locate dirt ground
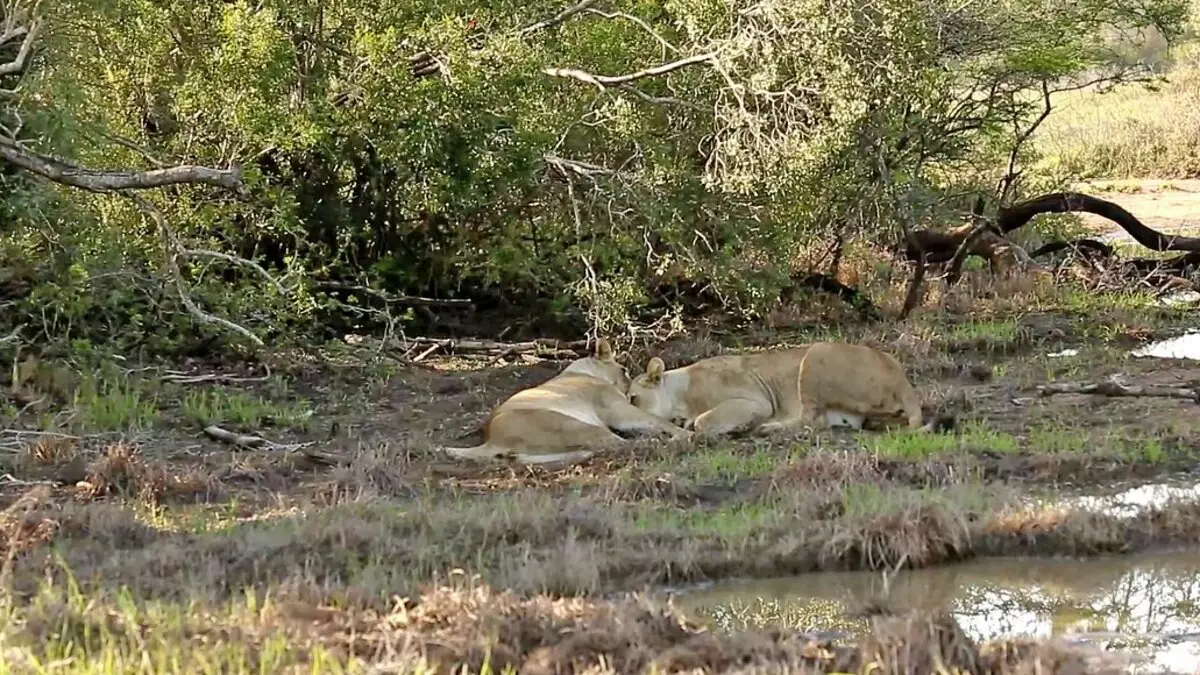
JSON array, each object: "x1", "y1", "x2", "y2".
[{"x1": 1074, "y1": 178, "x2": 1200, "y2": 245}]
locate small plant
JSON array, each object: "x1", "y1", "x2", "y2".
[{"x1": 71, "y1": 374, "x2": 159, "y2": 432}]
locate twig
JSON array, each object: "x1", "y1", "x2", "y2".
[
  {"x1": 0, "y1": 429, "x2": 81, "y2": 440},
  {"x1": 1037, "y1": 377, "x2": 1199, "y2": 402}
]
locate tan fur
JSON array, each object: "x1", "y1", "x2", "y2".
[
  {"x1": 628, "y1": 341, "x2": 937, "y2": 437},
  {"x1": 438, "y1": 339, "x2": 691, "y2": 465}
]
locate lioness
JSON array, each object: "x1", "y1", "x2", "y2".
[
  {"x1": 438, "y1": 339, "x2": 692, "y2": 465},
  {"x1": 628, "y1": 341, "x2": 948, "y2": 436}
]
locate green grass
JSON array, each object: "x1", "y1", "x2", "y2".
[
  {"x1": 178, "y1": 387, "x2": 314, "y2": 431},
  {"x1": 72, "y1": 374, "x2": 160, "y2": 431}
]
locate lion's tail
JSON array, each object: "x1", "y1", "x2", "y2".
[
  {"x1": 436, "y1": 442, "x2": 501, "y2": 461},
  {"x1": 437, "y1": 443, "x2": 594, "y2": 466}
]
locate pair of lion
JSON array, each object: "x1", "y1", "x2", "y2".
[{"x1": 440, "y1": 339, "x2": 948, "y2": 465}]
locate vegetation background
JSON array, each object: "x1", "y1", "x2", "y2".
[{"x1": 0, "y1": 0, "x2": 1194, "y2": 359}]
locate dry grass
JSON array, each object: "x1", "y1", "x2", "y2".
[{"x1": 1037, "y1": 40, "x2": 1200, "y2": 180}]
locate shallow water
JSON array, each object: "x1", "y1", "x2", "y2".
[
  {"x1": 1039, "y1": 475, "x2": 1200, "y2": 519},
  {"x1": 1130, "y1": 331, "x2": 1200, "y2": 360},
  {"x1": 672, "y1": 550, "x2": 1200, "y2": 674}
]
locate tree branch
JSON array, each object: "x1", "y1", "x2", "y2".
[
  {"x1": 519, "y1": 0, "x2": 603, "y2": 36},
  {"x1": 543, "y1": 52, "x2": 715, "y2": 88},
  {"x1": 0, "y1": 136, "x2": 246, "y2": 194}
]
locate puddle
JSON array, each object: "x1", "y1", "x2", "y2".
[
  {"x1": 1158, "y1": 291, "x2": 1200, "y2": 308},
  {"x1": 1037, "y1": 476, "x2": 1200, "y2": 519},
  {"x1": 672, "y1": 550, "x2": 1200, "y2": 674},
  {"x1": 1131, "y1": 331, "x2": 1200, "y2": 360}
]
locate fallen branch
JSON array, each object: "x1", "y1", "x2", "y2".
[
  {"x1": 0, "y1": 1, "x2": 40, "y2": 81},
  {"x1": 161, "y1": 367, "x2": 271, "y2": 385},
  {"x1": 202, "y1": 425, "x2": 308, "y2": 451},
  {"x1": 1037, "y1": 378, "x2": 1199, "y2": 402},
  {"x1": 402, "y1": 337, "x2": 589, "y2": 358}
]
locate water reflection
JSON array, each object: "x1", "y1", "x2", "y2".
[
  {"x1": 1130, "y1": 331, "x2": 1200, "y2": 360},
  {"x1": 673, "y1": 551, "x2": 1200, "y2": 673},
  {"x1": 1038, "y1": 478, "x2": 1200, "y2": 519}
]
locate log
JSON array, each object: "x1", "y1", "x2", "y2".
[{"x1": 1036, "y1": 378, "x2": 1199, "y2": 402}]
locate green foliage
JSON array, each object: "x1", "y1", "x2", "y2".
[{"x1": 0, "y1": 0, "x2": 1189, "y2": 351}]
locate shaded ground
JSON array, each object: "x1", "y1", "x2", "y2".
[{"x1": 1, "y1": 293, "x2": 1200, "y2": 671}]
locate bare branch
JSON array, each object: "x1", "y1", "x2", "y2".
[
  {"x1": 123, "y1": 192, "x2": 264, "y2": 347},
  {"x1": 996, "y1": 80, "x2": 1051, "y2": 203},
  {"x1": 0, "y1": 136, "x2": 245, "y2": 194},
  {"x1": 0, "y1": 1, "x2": 39, "y2": 78},
  {"x1": 544, "y1": 52, "x2": 715, "y2": 88},
  {"x1": 520, "y1": 0, "x2": 603, "y2": 36}
]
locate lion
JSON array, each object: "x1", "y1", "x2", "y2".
[
  {"x1": 438, "y1": 339, "x2": 692, "y2": 465},
  {"x1": 627, "y1": 341, "x2": 951, "y2": 437}
]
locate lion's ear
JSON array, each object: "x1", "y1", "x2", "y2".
[
  {"x1": 595, "y1": 338, "x2": 615, "y2": 362},
  {"x1": 644, "y1": 357, "x2": 665, "y2": 384}
]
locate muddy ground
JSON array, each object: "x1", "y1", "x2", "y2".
[{"x1": 1, "y1": 282, "x2": 1199, "y2": 671}]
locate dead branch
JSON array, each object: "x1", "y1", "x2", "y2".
[
  {"x1": 519, "y1": 0, "x2": 603, "y2": 35},
  {"x1": 1037, "y1": 377, "x2": 1199, "y2": 402},
  {"x1": 0, "y1": 136, "x2": 246, "y2": 194},
  {"x1": 124, "y1": 193, "x2": 264, "y2": 347},
  {"x1": 402, "y1": 337, "x2": 589, "y2": 358},
  {"x1": 161, "y1": 367, "x2": 271, "y2": 385},
  {"x1": 202, "y1": 425, "x2": 305, "y2": 451},
  {"x1": 0, "y1": 1, "x2": 40, "y2": 81},
  {"x1": 543, "y1": 52, "x2": 715, "y2": 88}
]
